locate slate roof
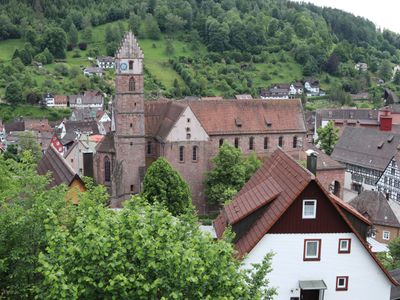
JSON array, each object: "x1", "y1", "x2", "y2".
[
  {"x1": 350, "y1": 191, "x2": 400, "y2": 228},
  {"x1": 331, "y1": 127, "x2": 400, "y2": 171},
  {"x1": 213, "y1": 148, "x2": 397, "y2": 285},
  {"x1": 37, "y1": 145, "x2": 82, "y2": 188},
  {"x1": 4, "y1": 120, "x2": 25, "y2": 133},
  {"x1": 69, "y1": 91, "x2": 103, "y2": 106},
  {"x1": 188, "y1": 99, "x2": 306, "y2": 135},
  {"x1": 316, "y1": 108, "x2": 378, "y2": 127}
]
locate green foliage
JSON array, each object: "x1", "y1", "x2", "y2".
[
  {"x1": 5, "y1": 81, "x2": 23, "y2": 104},
  {"x1": 68, "y1": 23, "x2": 78, "y2": 46},
  {"x1": 37, "y1": 197, "x2": 276, "y2": 299},
  {"x1": 379, "y1": 60, "x2": 392, "y2": 81},
  {"x1": 205, "y1": 142, "x2": 261, "y2": 205},
  {"x1": 316, "y1": 120, "x2": 339, "y2": 155},
  {"x1": 41, "y1": 27, "x2": 67, "y2": 59},
  {"x1": 393, "y1": 70, "x2": 400, "y2": 85},
  {"x1": 0, "y1": 153, "x2": 77, "y2": 298},
  {"x1": 18, "y1": 131, "x2": 42, "y2": 161},
  {"x1": 329, "y1": 87, "x2": 352, "y2": 105},
  {"x1": 140, "y1": 14, "x2": 161, "y2": 40},
  {"x1": 142, "y1": 157, "x2": 192, "y2": 215}
]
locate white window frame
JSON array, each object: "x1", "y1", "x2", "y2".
[
  {"x1": 383, "y1": 231, "x2": 390, "y2": 241},
  {"x1": 336, "y1": 276, "x2": 348, "y2": 291},
  {"x1": 304, "y1": 239, "x2": 321, "y2": 261},
  {"x1": 338, "y1": 239, "x2": 351, "y2": 253},
  {"x1": 302, "y1": 199, "x2": 317, "y2": 219}
]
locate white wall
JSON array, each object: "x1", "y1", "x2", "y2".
[
  {"x1": 243, "y1": 233, "x2": 391, "y2": 300},
  {"x1": 166, "y1": 107, "x2": 209, "y2": 142}
]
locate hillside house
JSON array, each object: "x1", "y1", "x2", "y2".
[
  {"x1": 54, "y1": 95, "x2": 68, "y2": 107},
  {"x1": 355, "y1": 63, "x2": 368, "y2": 72},
  {"x1": 68, "y1": 90, "x2": 103, "y2": 109},
  {"x1": 43, "y1": 93, "x2": 55, "y2": 106},
  {"x1": 213, "y1": 149, "x2": 396, "y2": 300},
  {"x1": 260, "y1": 84, "x2": 290, "y2": 99},
  {"x1": 84, "y1": 67, "x2": 104, "y2": 77},
  {"x1": 350, "y1": 191, "x2": 400, "y2": 244},
  {"x1": 290, "y1": 82, "x2": 304, "y2": 95},
  {"x1": 304, "y1": 79, "x2": 320, "y2": 96},
  {"x1": 96, "y1": 56, "x2": 115, "y2": 69}
]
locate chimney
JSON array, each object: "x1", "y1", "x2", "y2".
[
  {"x1": 305, "y1": 149, "x2": 317, "y2": 175},
  {"x1": 379, "y1": 107, "x2": 393, "y2": 131}
]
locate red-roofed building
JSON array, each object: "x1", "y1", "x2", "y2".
[{"x1": 214, "y1": 149, "x2": 396, "y2": 300}]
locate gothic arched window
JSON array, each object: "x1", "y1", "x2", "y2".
[
  {"x1": 104, "y1": 156, "x2": 111, "y2": 182},
  {"x1": 129, "y1": 77, "x2": 135, "y2": 91}
]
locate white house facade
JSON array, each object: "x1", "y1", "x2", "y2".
[{"x1": 243, "y1": 232, "x2": 391, "y2": 300}]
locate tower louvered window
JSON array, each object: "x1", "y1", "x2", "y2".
[
  {"x1": 104, "y1": 156, "x2": 111, "y2": 182},
  {"x1": 129, "y1": 77, "x2": 135, "y2": 91}
]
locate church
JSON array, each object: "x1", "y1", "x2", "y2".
[{"x1": 94, "y1": 32, "x2": 307, "y2": 214}]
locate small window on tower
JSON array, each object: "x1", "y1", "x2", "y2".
[
  {"x1": 129, "y1": 77, "x2": 135, "y2": 91},
  {"x1": 130, "y1": 142, "x2": 133, "y2": 146},
  {"x1": 130, "y1": 123, "x2": 133, "y2": 128},
  {"x1": 130, "y1": 185, "x2": 134, "y2": 192},
  {"x1": 129, "y1": 60, "x2": 133, "y2": 70}
]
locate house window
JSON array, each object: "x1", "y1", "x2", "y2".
[
  {"x1": 264, "y1": 137, "x2": 268, "y2": 150},
  {"x1": 336, "y1": 276, "x2": 349, "y2": 291},
  {"x1": 302, "y1": 200, "x2": 317, "y2": 219},
  {"x1": 129, "y1": 60, "x2": 133, "y2": 70},
  {"x1": 234, "y1": 137, "x2": 239, "y2": 148},
  {"x1": 303, "y1": 239, "x2": 321, "y2": 261},
  {"x1": 219, "y1": 138, "x2": 224, "y2": 147},
  {"x1": 179, "y1": 146, "x2": 185, "y2": 162},
  {"x1": 293, "y1": 136, "x2": 298, "y2": 148},
  {"x1": 392, "y1": 168, "x2": 396, "y2": 175},
  {"x1": 383, "y1": 231, "x2": 390, "y2": 240},
  {"x1": 249, "y1": 137, "x2": 254, "y2": 150},
  {"x1": 129, "y1": 77, "x2": 135, "y2": 91},
  {"x1": 192, "y1": 146, "x2": 198, "y2": 161},
  {"x1": 147, "y1": 141, "x2": 152, "y2": 155},
  {"x1": 278, "y1": 136, "x2": 284, "y2": 147},
  {"x1": 104, "y1": 156, "x2": 111, "y2": 182},
  {"x1": 338, "y1": 239, "x2": 351, "y2": 253}
]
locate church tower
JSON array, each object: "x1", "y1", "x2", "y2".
[{"x1": 112, "y1": 32, "x2": 145, "y2": 199}]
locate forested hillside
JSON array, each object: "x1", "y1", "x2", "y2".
[{"x1": 1, "y1": 0, "x2": 400, "y2": 103}]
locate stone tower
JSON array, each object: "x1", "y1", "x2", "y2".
[{"x1": 112, "y1": 32, "x2": 145, "y2": 200}]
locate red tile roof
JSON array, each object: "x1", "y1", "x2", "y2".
[
  {"x1": 188, "y1": 99, "x2": 306, "y2": 135},
  {"x1": 213, "y1": 148, "x2": 397, "y2": 286}
]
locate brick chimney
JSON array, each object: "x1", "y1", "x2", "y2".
[{"x1": 379, "y1": 107, "x2": 393, "y2": 131}]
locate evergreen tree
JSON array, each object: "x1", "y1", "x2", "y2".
[
  {"x1": 5, "y1": 82, "x2": 23, "y2": 104},
  {"x1": 379, "y1": 60, "x2": 392, "y2": 81},
  {"x1": 393, "y1": 70, "x2": 400, "y2": 85},
  {"x1": 68, "y1": 23, "x2": 78, "y2": 46},
  {"x1": 165, "y1": 39, "x2": 175, "y2": 56}
]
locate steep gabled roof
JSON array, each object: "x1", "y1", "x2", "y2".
[
  {"x1": 213, "y1": 148, "x2": 397, "y2": 285},
  {"x1": 188, "y1": 99, "x2": 306, "y2": 135},
  {"x1": 350, "y1": 191, "x2": 400, "y2": 228},
  {"x1": 214, "y1": 148, "x2": 314, "y2": 253},
  {"x1": 144, "y1": 101, "x2": 186, "y2": 140},
  {"x1": 37, "y1": 145, "x2": 83, "y2": 188}
]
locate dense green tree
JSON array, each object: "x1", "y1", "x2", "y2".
[
  {"x1": 18, "y1": 131, "x2": 42, "y2": 161},
  {"x1": 393, "y1": 70, "x2": 400, "y2": 85},
  {"x1": 142, "y1": 157, "x2": 192, "y2": 215},
  {"x1": 325, "y1": 53, "x2": 340, "y2": 75},
  {"x1": 41, "y1": 27, "x2": 67, "y2": 59},
  {"x1": 316, "y1": 120, "x2": 339, "y2": 155},
  {"x1": 128, "y1": 13, "x2": 141, "y2": 35},
  {"x1": 205, "y1": 142, "x2": 261, "y2": 205},
  {"x1": 0, "y1": 152, "x2": 83, "y2": 298},
  {"x1": 165, "y1": 39, "x2": 175, "y2": 56},
  {"x1": 68, "y1": 23, "x2": 78, "y2": 46},
  {"x1": 82, "y1": 27, "x2": 92, "y2": 42},
  {"x1": 0, "y1": 14, "x2": 19, "y2": 40},
  {"x1": 377, "y1": 236, "x2": 400, "y2": 270},
  {"x1": 5, "y1": 82, "x2": 23, "y2": 104},
  {"x1": 37, "y1": 197, "x2": 276, "y2": 299},
  {"x1": 206, "y1": 17, "x2": 230, "y2": 52},
  {"x1": 379, "y1": 60, "x2": 392, "y2": 81},
  {"x1": 165, "y1": 13, "x2": 186, "y2": 33},
  {"x1": 140, "y1": 14, "x2": 161, "y2": 40},
  {"x1": 330, "y1": 87, "x2": 352, "y2": 105}
]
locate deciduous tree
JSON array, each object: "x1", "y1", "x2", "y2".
[
  {"x1": 142, "y1": 157, "x2": 192, "y2": 215},
  {"x1": 316, "y1": 120, "x2": 339, "y2": 155}
]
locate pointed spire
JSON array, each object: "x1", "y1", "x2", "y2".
[{"x1": 115, "y1": 31, "x2": 144, "y2": 59}]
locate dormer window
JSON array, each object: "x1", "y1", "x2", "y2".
[
  {"x1": 302, "y1": 200, "x2": 317, "y2": 219},
  {"x1": 235, "y1": 118, "x2": 242, "y2": 127}
]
